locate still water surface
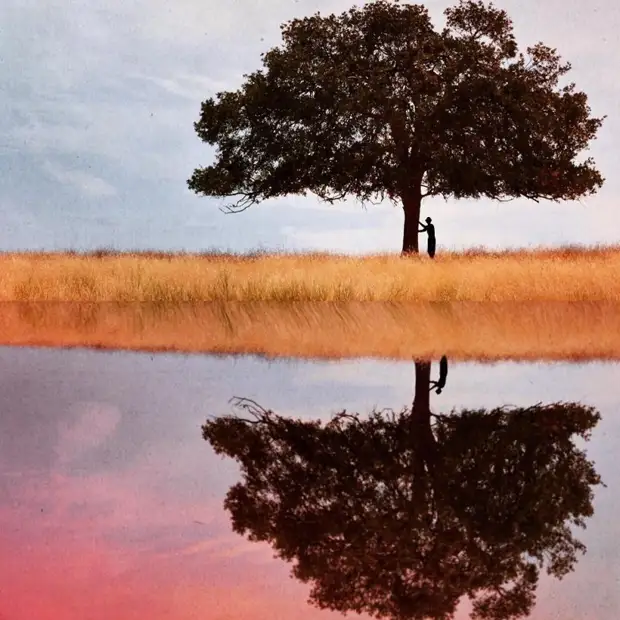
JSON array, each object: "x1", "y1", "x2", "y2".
[{"x1": 0, "y1": 348, "x2": 618, "y2": 620}]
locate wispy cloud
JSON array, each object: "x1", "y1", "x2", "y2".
[
  {"x1": 42, "y1": 161, "x2": 117, "y2": 198},
  {"x1": 130, "y1": 72, "x2": 234, "y2": 101},
  {"x1": 54, "y1": 401, "x2": 122, "y2": 464}
]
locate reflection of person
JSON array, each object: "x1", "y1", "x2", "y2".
[
  {"x1": 429, "y1": 355, "x2": 448, "y2": 394},
  {"x1": 418, "y1": 217, "x2": 436, "y2": 258}
]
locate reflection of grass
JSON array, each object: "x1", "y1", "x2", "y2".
[
  {"x1": 2, "y1": 245, "x2": 620, "y2": 301},
  {"x1": 4, "y1": 301, "x2": 620, "y2": 361}
]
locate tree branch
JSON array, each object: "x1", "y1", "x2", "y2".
[
  {"x1": 229, "y1": 396, "x2": 275, "y2": 420},
  {"x1": 332, "y1": 412, "x2": 363, "y2": 425},
  {"x1": 321, "y1": 189, "x2": 350, "y2": 203},
  {"x1": 219, "y1": 193, "x2": 261, "y2": 214}
]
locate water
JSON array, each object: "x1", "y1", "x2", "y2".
[{"x1": 0, "y1": 348, "x2": 618, "y2": 620}]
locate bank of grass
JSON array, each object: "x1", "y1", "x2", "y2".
[
  {"x1": 2, "y1": 244, "x2": 620, "y2": 301},
  {"x1": 2, "y1": 301, "x2": 620, "y2": 361}
]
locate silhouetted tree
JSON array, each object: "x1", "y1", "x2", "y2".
[
  {"x1": 203, "y1": 358, "x2": 603, "y2": 620},
  {"x1": 189, "y1": 0, "x2": 605, "y2": 254}
]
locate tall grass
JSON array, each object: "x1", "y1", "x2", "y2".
[{"x1": 2, "y1": 244, "x2": 620, "y2": 301}]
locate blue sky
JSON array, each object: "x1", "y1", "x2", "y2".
[{"x1": 1, "y1": 0, "x2": 619, "y2": 253}]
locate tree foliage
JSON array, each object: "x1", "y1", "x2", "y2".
[
  {"x1": 189, "y1": 0, "x2": 605, "y2": 252},
  {"x1": 203, "y1": 362, "x2": 603, "y2": 620}
]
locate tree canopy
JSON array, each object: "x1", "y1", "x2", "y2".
[
  {"x1": 189, "y1": 0, "x2": 605, "y2": 253},
  {"x1": 202, "y1": 359, "x2": 604, "y2": 620}
]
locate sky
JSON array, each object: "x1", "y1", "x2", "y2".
[
  {"x1": 0, "y1": 347, "x2": 619, "y2": 619},
  {"x1": 1, "y1": 0, "x2": 620, "y2": 254}
]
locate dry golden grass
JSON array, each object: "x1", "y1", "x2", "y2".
[
  {"x1": 2, "y1": 244, "x2": 620, "y2": 302},
  {"x1": 3, "y1": 301, "x2": 620, "y2": 361}
]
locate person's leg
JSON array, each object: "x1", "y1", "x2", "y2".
[{"x1": 428, "y1": 240, "x2": 436, "y2": 258}]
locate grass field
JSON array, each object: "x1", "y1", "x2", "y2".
[
  {"x1": 2, "y1": 244, "x2": 620, "y2": 301},
  {"x1": 3, "y1": 301, "x2": 620, "y2": 361}
]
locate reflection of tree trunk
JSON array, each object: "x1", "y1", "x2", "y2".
[
  {"x1": 412, "y1": 361, "x2": 438, "y2": 464},
  {"x1": 413, "y1": 361, "x2": 431, "y2": 419},
  {"x1": 410, "y1": 361, "x2": 439, "y2": 517}
]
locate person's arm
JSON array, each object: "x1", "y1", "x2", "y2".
[{"x1": 418, "y1": 224, "x2": 426, "y2": 232}]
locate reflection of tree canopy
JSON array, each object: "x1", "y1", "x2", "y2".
[{"x1": 203, "y1": 362, "x2": 603, "y2": 620}]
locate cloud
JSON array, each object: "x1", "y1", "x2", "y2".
[
  {"x1": 171, "y1": 534, "x2": 273, "y2": 562},
  {"x1": 42, "y1": 161, "x2": 117, "y2": 198},
  {"x1": 122, "y1": 0, "x2": 356, "y2": 46},
  {"x1": 54, "y1": 401, "x2": 122, "y2": 465},
  {"x1": 130, "y1": 72, "x2": 232, "y2": 102}
]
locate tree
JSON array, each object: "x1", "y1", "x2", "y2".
[
  {"x1": 188, "y1": 0, "x2": 605, "y2": 254},
  {"x1": 202, "y1": 358, "x2": 604, "y2": 620}
]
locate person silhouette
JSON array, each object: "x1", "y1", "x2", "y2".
[
  {"x1": 418, "y1": 217, "x2": 436, "y2": 258},
  {"x1": 429, "y1": 355, "x2": 448, "y2": 394}
]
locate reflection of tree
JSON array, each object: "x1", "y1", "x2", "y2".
[{"x1": 203, "y1": 359, "x2": 604, "y2": 620}]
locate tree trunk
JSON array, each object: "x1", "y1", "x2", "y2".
[{"x1": 401, "y1": 188, "x2": 422, "y2": 255}]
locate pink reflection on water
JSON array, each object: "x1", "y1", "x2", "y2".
[
  {"x1": 0, "y1": 395, "x2": 589, "y2": 620},
  {"x1": 0, "y1": 400, "x2": 360, "y2": 620}
]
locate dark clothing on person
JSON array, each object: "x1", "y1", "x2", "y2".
[
  {"x1": 438, "y1": 355, "x2": 447, "y2": 383},
  {"x1": 427, "y1": 236, "x2": 436, "y2": 258},
  {"x1": 430, "y1": 355, "x2": 448, "y2": 394},
  {"x1": 419, "y1": 221, "x2": 436, "y2": 259}
]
